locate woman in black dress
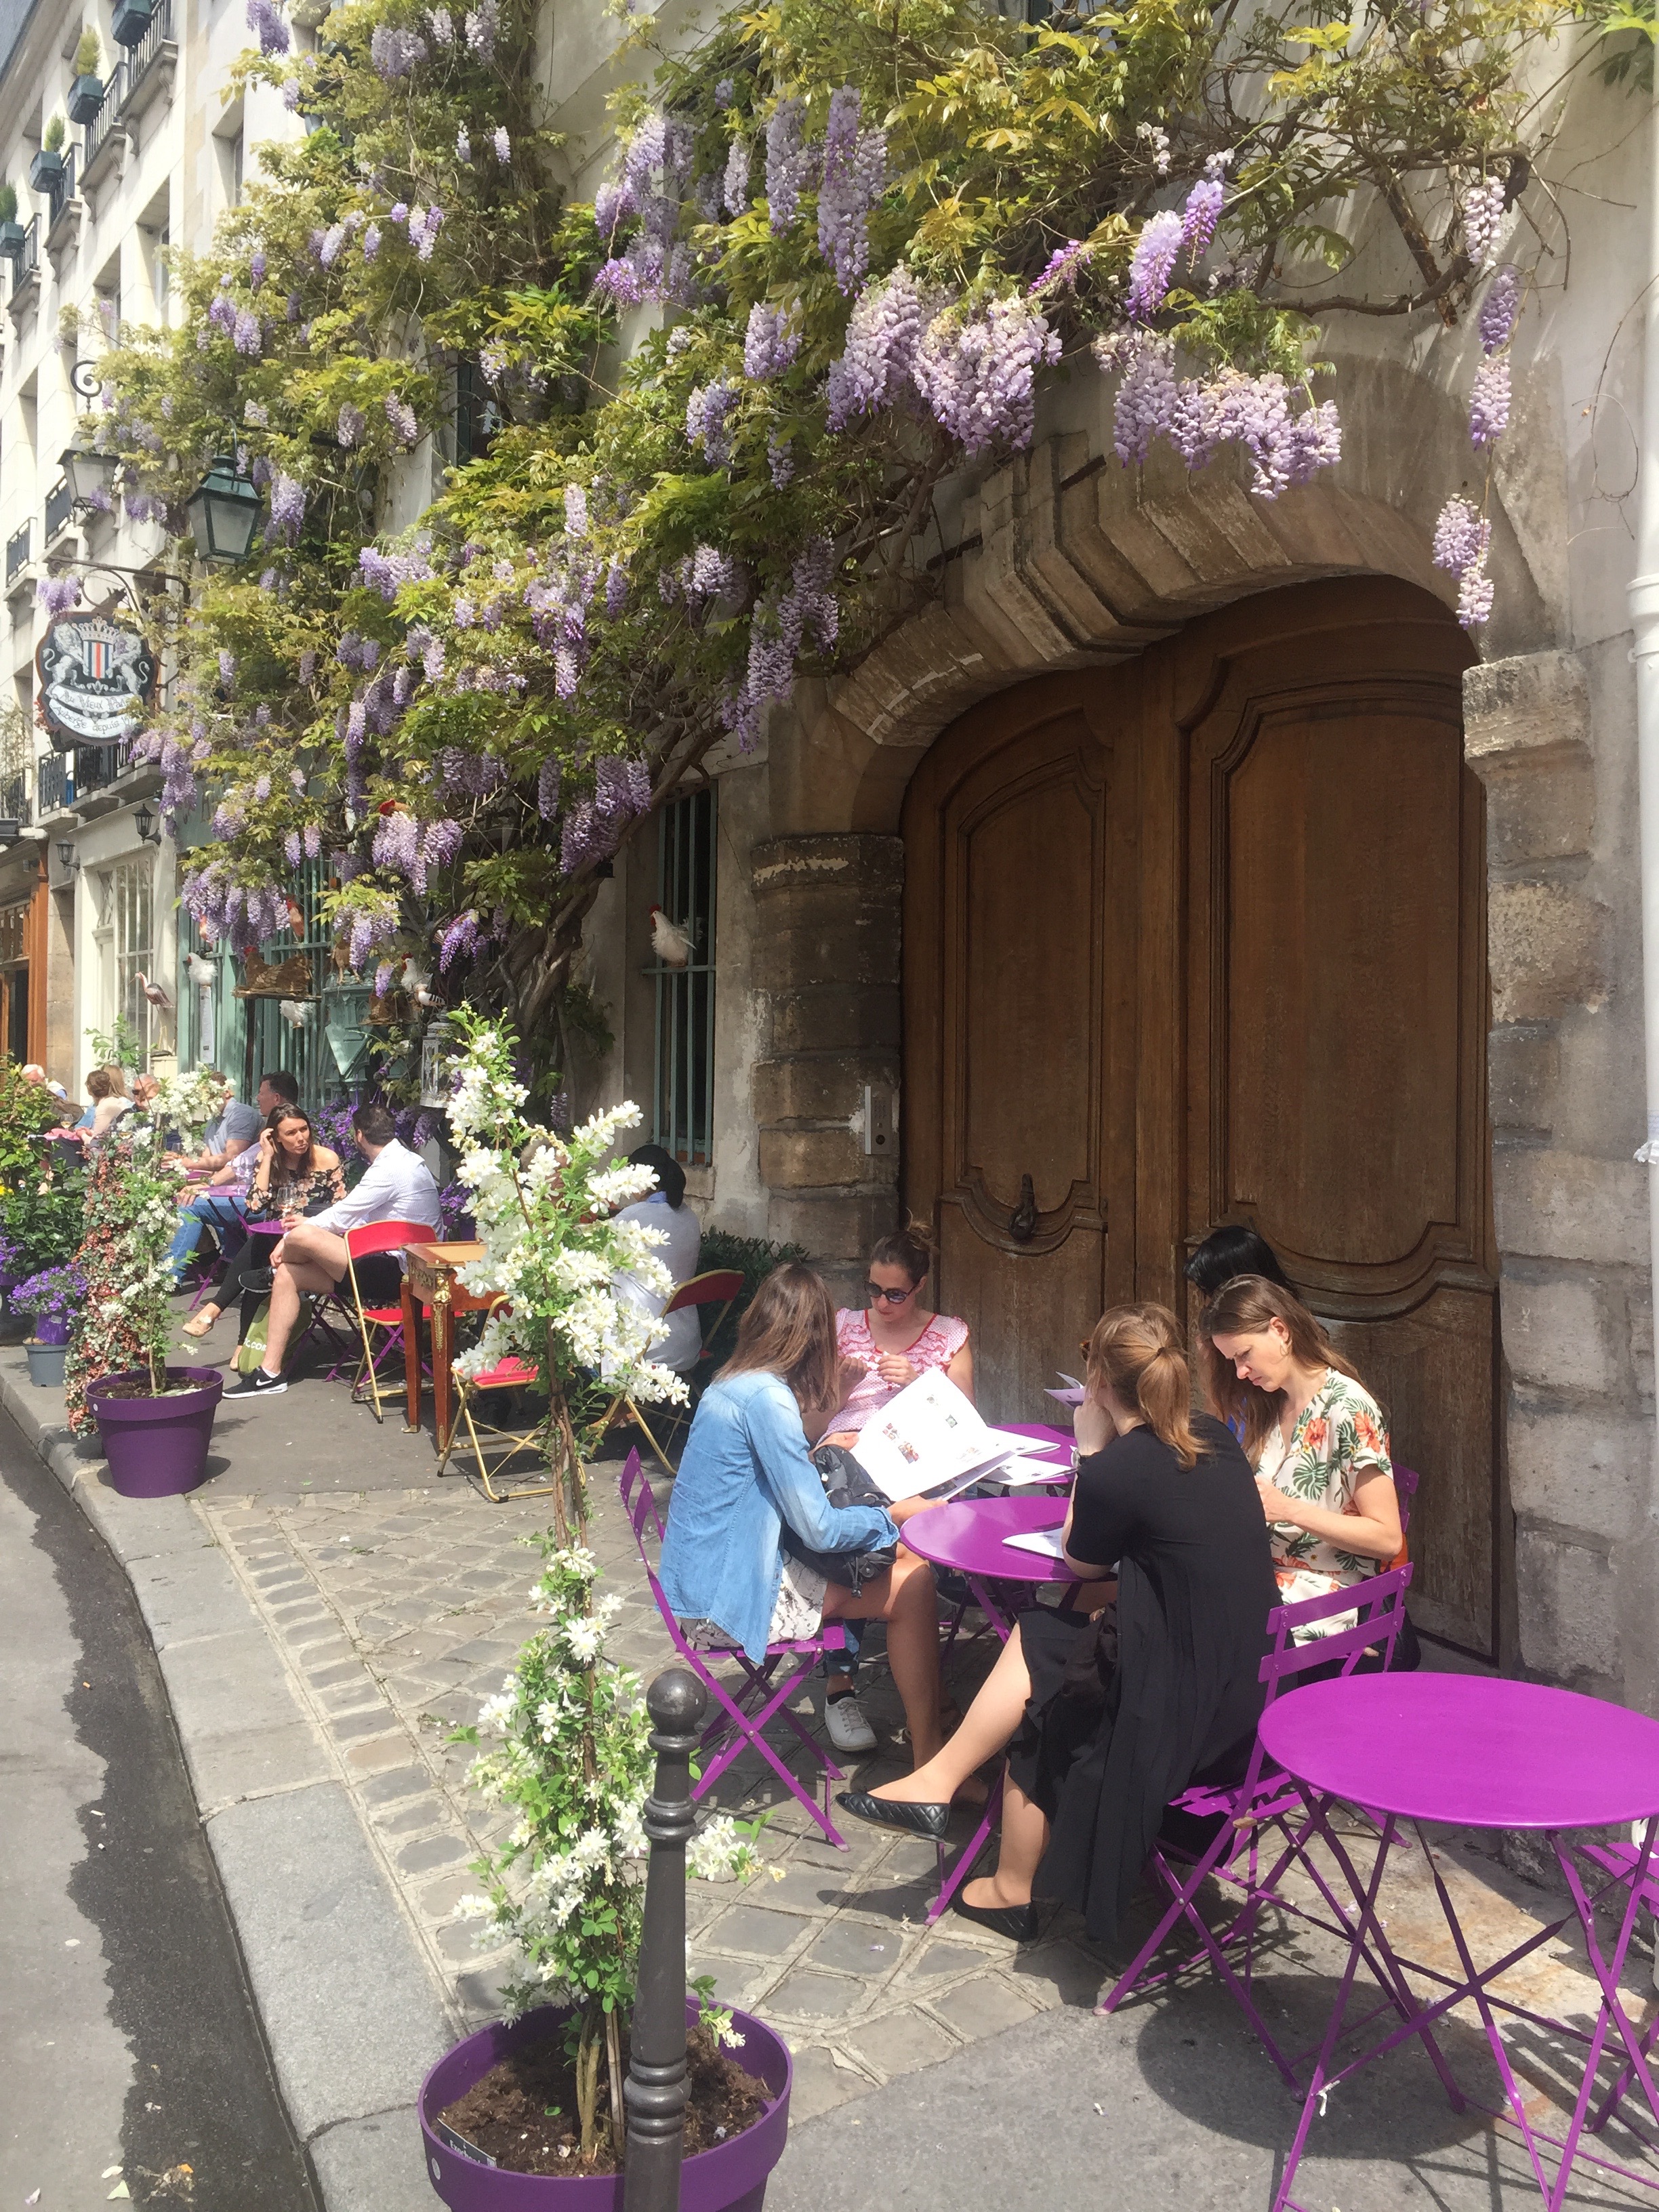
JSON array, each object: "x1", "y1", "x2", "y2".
[{"x1": 838, "y1": 1303, "x2": 1277, "y2": 1944}]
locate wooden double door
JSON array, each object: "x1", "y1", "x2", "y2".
[{"x1": 902, "y1": 577, "x2": 1502, "y2": 1657}]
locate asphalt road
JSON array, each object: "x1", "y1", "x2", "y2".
[{"x1": 0, "y1": 1411, "x2": 318, "y2": 2212}]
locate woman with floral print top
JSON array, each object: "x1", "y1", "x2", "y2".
[{"x1": 1197, "y1": 1275, "x2": 1405, "y2": 1644}]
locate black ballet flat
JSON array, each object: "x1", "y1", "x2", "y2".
[
  {"x1": 951, "y1": 1892, "x2": 1039, "y2": 1942},
  {"x1": 835, "y1": 1790, "x2": 949, "y2": 1839}
]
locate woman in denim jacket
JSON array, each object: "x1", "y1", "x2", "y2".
[{"x1": 660, "y1": 1263, "x2": 948, "y2": 1768}]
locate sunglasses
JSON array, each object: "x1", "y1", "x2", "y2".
[{"x1": 866, "y1": 1282, "x2": 915, "y2": 1304}]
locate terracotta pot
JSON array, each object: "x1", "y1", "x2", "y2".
[
  {"x1": 87, "y1": 1366, "x2": 224, "y2": 1498},
  {"x1": 418, "y1": 2001, "x2": 792, "y2": 2212}
]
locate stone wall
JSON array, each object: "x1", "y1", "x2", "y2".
[{"x1": 1465, "y1": 646, "x2": 1656, "y2": 1698}]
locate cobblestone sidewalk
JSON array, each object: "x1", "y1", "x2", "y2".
[{"x1": 190, "y1": 1443, "x2": 1659, "y2": 2137}]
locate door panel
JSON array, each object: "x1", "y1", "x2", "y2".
[
  {"x1": 903, "y1": 682, "x2": 1110, "y2": 1425},
  {"x1": 904, "y1": 578, "x2": 1501, "y2": 1658}
]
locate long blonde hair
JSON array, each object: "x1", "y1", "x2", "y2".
[
  {"x1": 1197, "y1": 1274, "x2": 1366, "y2": 1458},
  {"x1": 718, "y1": 1262, "x2": 841, "y2": 1418},
  {"x1": 1086, "y1": 1303, "x2": 1206, "y2": 1469}
]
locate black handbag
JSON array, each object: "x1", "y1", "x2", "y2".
[{"x1": 779, "y1": 1441, "x2": 899, "y2": 1595}]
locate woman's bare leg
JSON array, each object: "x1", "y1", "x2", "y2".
[
  {"x1": 822, "y1": 1489, "x2": 931, "y2": 1696},
  {"x1": 823, "y1": 1551, "x2": 943, "y2": 1765},
  {"x1": 961, "y1": 1780, "x2": 1049, "y2": 1910},
  {"x1": 861, "y1": 1621, "x2": 1033, "y2": 1804}
]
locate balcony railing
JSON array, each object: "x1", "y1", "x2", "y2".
[
  {"x1": 44, "y1": 479, "x2": 73, "y2": 541},
  {"x1": 5, "y1": 523, "x2": 30, "y2": 583},
  {"x1": 83, "y1": 69, "x2": 124, "y2": 167},
  {"x1": 46, "y1": 148, "x2": 77, "y2": 233},
  {"x1": 37, "y1": 754, "x2": 68, "y2": 813},
  {"x1": 121, "y1": 0, "x2": 174, "y2": 102},
  {"x1": 7, "y1": 218, "x2": 39, "y2": 293},
  {"x1": 0, "y1": 774, "x2": 26, "y2": 823}
]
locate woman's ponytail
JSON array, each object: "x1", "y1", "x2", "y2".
[{"x1": 1085, "y1": 1303, "x2": 1206, "y2": 1469}]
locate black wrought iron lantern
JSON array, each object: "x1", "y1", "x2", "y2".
[{"x1": 185, "y1": 456, "x2": 262, "y2": 565}]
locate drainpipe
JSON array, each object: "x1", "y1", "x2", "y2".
[{"x1": 1629, "y1": 82, "x2": 1659, "y2": 1986}]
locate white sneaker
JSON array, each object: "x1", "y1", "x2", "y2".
[{"x1": 824, "y1": 1694, "x2": 878, "y2": 1754}]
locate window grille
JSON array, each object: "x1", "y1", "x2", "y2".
[
  {"x1": 110, "y1": 856, "x2": 154, "y2": 1059},
  {"x1": 651, "y1": 788, "x2": 716, "y2": 1168}
]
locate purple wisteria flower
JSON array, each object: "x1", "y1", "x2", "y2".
[
  {"x1": 1431, "y1": 496, "x2": 1493, "y2": 629},
  {"x1": 370, "y1": 23, "x2": 426, "y2": 77},
  {"x1": 743, "y1": 300, "x2": 801, "y2": 380},
  {"x1": 268, "y1": 472, "x2": 306, "y2": 541},
  {"x1": 768, "y1": 430, "x2": 794, "y2": 487},
  {"x1": 456, "y1": 125, "x2": 471, "y2": 161},
  {"x1": 319, "y1": 222, "x2": 347, "y2": 268},
  {"x1": 564, "y1": 483, "x2": 588, "y2": 537},
  {"x1": 592, "y1": 258, "x2": 643, "y2": 308},
  {"x1": 1458, "y1": 560, "x2": 1495, "y2": 627},
  {"x1": 1181, "y1": 177, "x2": 1225, "y2": 262},
  {"x1": 438, "y1": 909, "x2": 480, "y2": 968},
  {"x1": 1469, "y1": 354, "x2": 1511, "y2": 447},
  {"x1": 1462, "y1": 178, "x2": 1507, "y2": 268},
  {"x1": 537, "y1": 758, "x2": 561, "y2": 819},
  {"x1": 1126, "y1": 208, "x2": 1185, "y2": 321},
  {"x1": 384, "y1": 393, "x2": 419, "y2": 447},
  {"x1": 685, "y1": 377, "x2": 739, "y2": 467},
  {"x1": 493, "y1": 127, "x2": 510, "y2": 162},
  {"x1": 817, "y1": 87, "x2": 885, "y2": 293},
  {"x1": 1479, "y1": 265, "x2": 1520, "y2": 354},
  {"x1": 722, "y1": 133, "x2": 750, "y2": 216},
  {"x1": 722, "y1": 536, "x2": 839, "y2": 749},
  {"x1": 233, "y1": 306, "x2": 262, "y2": 354},
  {"x1": 37, "y1": 573, "x2": 81, "y2": 617},
  {"x1": 249, "y1": 247, "x2": 266, "y2": 289},
  {"x1": 764, "y1": 98, "x2": 806, "y2": 235},
  {"x1": 246, "y1": 0, "x2": 289, "y2": 54},
  {"x1": 605, "y1": 560, "x2": 628, "y2": 617},
  {"x1": 912, "y1": 294, "x2": 1061, "y2": 457},
  {"x1": 363, "y1": 223, "x2": 382, "y2": 262},
  {"x1": 428, "y1": 5, "x2": 454, "y2": 39},
  {"x1": 410, "y1": 205, "x2": 443, "y2": 261},
  {"x1": 825, "y1": 266, "x2": 929, "y2": 430},
  {"x1": 1030, "y1": 239, "x2": 1090, "y2": 295},
  {"x1": 464, "y1": 0, "x2": 495, "y2": 54}
]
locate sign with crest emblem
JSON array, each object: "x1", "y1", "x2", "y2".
[{"x1": 37, "y1": 612, "x2": 158, "y2": 750}]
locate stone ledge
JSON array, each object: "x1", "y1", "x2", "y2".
[{"x1": 1464, "y1": 648, "x2": 1591, "y2": 762}]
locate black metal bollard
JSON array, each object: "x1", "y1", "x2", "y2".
[{"x1": 623, "y1": 1666, "x2": 709, "y2": 2212}]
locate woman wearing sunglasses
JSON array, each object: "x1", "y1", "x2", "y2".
[{"x1": 815, "y1": 1217, "x2": 974, "y2": 1753}]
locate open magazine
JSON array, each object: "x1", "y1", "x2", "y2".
[{"x1": 851, "y1": 1371, "x2": 1064, "y2": 1502}]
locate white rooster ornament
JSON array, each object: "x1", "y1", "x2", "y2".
[
  {"x1": 184, "y1": 953, "x2": 218, "y2": 988},
  {"x1": 649, "y1": 907, "x2": 695, "y2": 969},
  {"x1": 279, "y1": 998, "x2": 312, "y2": 1031}
]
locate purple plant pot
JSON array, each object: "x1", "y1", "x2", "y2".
[
  {"x1": 417, "y1": 2001, "x2": 792, "y2": 2212},
  {"x1": 33, "y1": 1314, "x2": 71, "y2": 1345},
  {"x1": 87, "y1": 1366, "x2": 224, "y2": 1499}
]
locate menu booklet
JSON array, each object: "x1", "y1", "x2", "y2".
[{"x1": 852, "y1": 1372, "x2": 1052, "y2": 1502}]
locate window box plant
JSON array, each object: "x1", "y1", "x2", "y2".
[
  {"x1": 66, "y1": 1126, "x2": 222, "y2": 1496},
  {"x1": 0, "y1": 183, "x2": 23, "y2": 258},
  {"x1": 67, "y1": 33, "x2": 104, "y2": 123},
  {"x1": 110, "y1": 0, "x2": 155, "y2": 47},
  {"x1": 28, "y1": 118, "x2": 64, "y2": 192},
  {"x1": 415, "y1": 1015, "x2": 792, "y2": 2203}
]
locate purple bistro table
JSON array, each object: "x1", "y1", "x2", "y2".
[
  {"x1": 903, "y1": 1494, "x2": 1076, "y2": 1921},
  {"x1": 1257, "y1": 1672, "x2": 1659, "y2": 2212}
]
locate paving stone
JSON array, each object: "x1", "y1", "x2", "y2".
[
  {"x1": 926, "y1": 1977, "x2": 1038, "y2": 2041},
  {"x1": 802, "y1": 1921, "x2": 907, "y2": 1978},
  {"x1": 418, "y1": 1872, "x2": 480, "y2": 1919},
  {"x1": 357, "y1": 1763, "x2": 431, "y2": 1805},
  {"x1": 705, "y1": 1905, "x2": 815, "y2": 1959},
  {"x1": 347, "y1": 1736, "x2": 416, "y2": 1774},
  {"x1": 684, "y1": 1952, "x2": 775, "y2": 2007},
  {"x1": 903, "y1": 1938, "x2": 996, "y2": 1979},
  {"x1": 397, "y1": 1833, "x2": 468, "y2": 1874},
  {"x1": 305, "y1": 1658, "x2": 367, "y2": 1688},
  {"x1": 329, "y1": 1705, "x2": 398, "y2": 1741},
  {"x1": 750, "y1": 1864, "x2": 853, "y2": 1915},
  {"x1": 842, "y1": 2010, "x2": 958, "y2": 2081},
  {"x1": 785, "y1": 2046, "x2": 867, "y2": 2123},
  {"x1": 766, "y1": 1971, "x2": 869, "y2": 2022},
  {"x1": 438, "y1": 1918, "x2": 494, "y2": 1965},
  {"x1": 374, "y1": 1795, "x2": 449, "y2": 1836}
]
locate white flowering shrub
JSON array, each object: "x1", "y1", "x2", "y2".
[
  {"x1": 456, "y1": 1535, "x2": 762, "y2": 2163},
  {"x1": 145, "y1": 1065, "x2": 230, "y2": 1149},
  {"x1": 65, "y1": 1124, "x2": 190, "y2": 1429},
  {"x1": 443, "y1": 1008, "x2": 688, "y2": 1535}
]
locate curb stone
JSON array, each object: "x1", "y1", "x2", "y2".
[{"x1": 0, "y1": 1347, "x2": 453, "y2": 2212}]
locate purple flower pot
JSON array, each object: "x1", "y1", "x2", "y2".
[
  {"x1": 33, "y1": 1315, "x2": 71, "y2": 1345},
  {"x1": 87, "y1": 1366, "x2": 224, "y2": 1499},
  {"x1": 417, "y1": 2001, "x2": 792, "y2": 2212}
]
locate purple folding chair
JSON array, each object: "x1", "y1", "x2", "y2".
[
  {"x1": 617, "y1": 1450, "x2": 852, "y2": 1849},
  {"x1": 1097, "y1": 1560, "x2": 1416, "y2": 2085}
]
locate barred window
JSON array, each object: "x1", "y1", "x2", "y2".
[{"x1": 652, "y1": 789, "x2": 716, "y2": 1168}]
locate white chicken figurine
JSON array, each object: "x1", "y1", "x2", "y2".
[
  {"x1": 279, "y1": 998, "x2": 312, "y2": 1031},
  {"x1": 649, "y1": 907, "x2": 695, "y2": 970},
  {"x1": 399, "y1": 957, "x2": 443, "y2": 1010},
  {"x1": 135, "y1": 970, "x2": 173, "y2": 1013},
  {"x1": 184, "y1": 953, "x2": 217, "y2": 989}
]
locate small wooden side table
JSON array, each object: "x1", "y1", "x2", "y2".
[{"x1": 401, "y1": 1240, "x2": 489, "y2": 1449}]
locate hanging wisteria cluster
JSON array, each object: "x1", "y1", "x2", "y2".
[{"x1": 1433, "y1": 261, "x2": 1522, "y2": 628}]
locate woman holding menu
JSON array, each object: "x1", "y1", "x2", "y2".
[{"x1": 836, "y1": 1304, "x2": 1276, "y2": 1942}]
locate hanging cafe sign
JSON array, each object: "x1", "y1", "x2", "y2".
[{"x1": 36, "y1": 612, "x2": 158, "y2": 750}]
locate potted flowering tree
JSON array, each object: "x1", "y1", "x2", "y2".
[
  {"x1": 14, "y1": 1263, "x2": 86, "y2": 1384},
  {"x1": 66, "y1": 1126, "x2": 223, "y2": 1496},
  {"x1": 413, "y1": 1013, "x2": 794, "y2": 2205}
]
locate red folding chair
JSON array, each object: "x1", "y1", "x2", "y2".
[
  {"x1": 604, "y1": 1269, "x2": 744, "y2": 1471},
  {"x1": 334, "y1": 1218, "x2": 436, "y2": 1423},
  {"x1": 618, "y1": 1450, "x2": 852, "y2": 1848}
]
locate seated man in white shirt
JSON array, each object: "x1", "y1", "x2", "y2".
[
  {"x1": 225, "y1": 1103, "x2": 441, "y2": 1399},
  {"x1": 612, "y1": 1144, "x2": 703, "y2": 1371}
]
